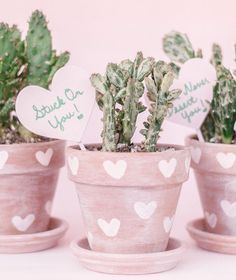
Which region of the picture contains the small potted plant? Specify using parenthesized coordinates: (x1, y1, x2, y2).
(163, 31, 236, 236)
(0, 10, 69, 235)
(67, 52, 190, 254)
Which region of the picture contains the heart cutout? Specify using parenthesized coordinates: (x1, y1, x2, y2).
(158, 158, 177, 178)
(97, 218, 120, 237)
(103, 160, 127, 179)
(0, 151, 8, 170)
(167, 58, 216, 129)
(220, 200, 236, 217)
(35, 148, 53, 166)
(163, 216, 175, 233)
(205, 211, 217, 228)
(134, 201, 157, 220)
(12, 214, 35, 232)
(16, 66, 95, 142)
(216, 152, 236, 169)
(68, 156, 79, 175)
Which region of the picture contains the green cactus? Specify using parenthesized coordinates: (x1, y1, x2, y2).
(26, 10, 69, 89)
(163, 31, 202, 64)
(211, 65, 236, 144)
(141, 62, 181, 152)
(0, 10, 70, 143)
(163, 31, 236, 144)
(90, 53, 181, 152)
(0, 23, 25, 137)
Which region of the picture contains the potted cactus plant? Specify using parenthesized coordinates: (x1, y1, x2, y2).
(163, 31, 236, 236)
(0, 10, 69, 235)
(67, 52, 190, 255)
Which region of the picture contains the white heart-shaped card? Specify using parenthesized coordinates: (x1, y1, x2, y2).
(16, 66, 95, 142)
(167, 58, 216, 129)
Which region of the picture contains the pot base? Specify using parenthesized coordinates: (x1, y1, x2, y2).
(0, 217, 68, 253)
(70, 237, 186, 275)
(187, 218, 236, 255)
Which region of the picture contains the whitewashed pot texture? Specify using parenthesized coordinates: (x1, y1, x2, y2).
(186, 135, 236, 236)
(67, 144, 190, 254)
(0, 140, 65, 234)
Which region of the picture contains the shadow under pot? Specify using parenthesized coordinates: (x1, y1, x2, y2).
(186, 135, 236, 236)
(67, 144, 190, 254)
(0, 140, 65, 235)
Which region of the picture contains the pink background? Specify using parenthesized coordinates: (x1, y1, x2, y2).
(1, 0, 236, 278)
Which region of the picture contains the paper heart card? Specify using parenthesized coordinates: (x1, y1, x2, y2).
(167, 58, 216, 130)
(16, 66, 95, 142)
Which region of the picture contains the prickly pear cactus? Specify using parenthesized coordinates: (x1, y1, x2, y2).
(141, 61, 181, 152)
(26, 10, 69, 88)
(163, 31, 202, 64)
(0, 11, 70, 143)
(0, 23, 25, 137)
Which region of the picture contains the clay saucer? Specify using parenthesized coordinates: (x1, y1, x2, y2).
(187, 218, 236, 254)
(70, 237, 186, 275)
(0, 217, 68, 254)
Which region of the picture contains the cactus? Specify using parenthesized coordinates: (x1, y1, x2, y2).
(211, 65, 236, 144)
(0, 11, 70, 143)
(26, 10, 69, 89)
(163, 31, 202, 64)
(90, 53, 181, 152)
(0, 23, 25, 137)
(163, 31, 236, 144)
(141, 62, 181, 151)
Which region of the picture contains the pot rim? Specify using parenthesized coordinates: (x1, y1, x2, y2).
(0, 139, 65, 149)
(67, 143, 189, 156)
(186, 134, 236, 149)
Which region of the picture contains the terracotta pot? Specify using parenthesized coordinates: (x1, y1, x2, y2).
(186, 135, 236, 236)
(67, 144, 190, 254)
(0, 140, 65, 234)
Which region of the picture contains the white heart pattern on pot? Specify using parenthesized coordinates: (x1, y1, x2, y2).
(163, 216, 175, 233)
(205, 211, 217, 228)
(216, 152, 236, 169)
(35, 148, 53, 167)
(45, 200, 52, 215)
(134, 201, 157, 220)
(15, 66, 95, 142)
(103, 160, 127, 179)
(0, 151, 8, 170)
(158, 158, 177, 178)
(166, 58, 216, 129)
(190, 147, 202, 164)
(68, 156, 79, 175)
(11, 214, 35, 232)
(97, 218, 120, 237)
(220, 200, 236, 218)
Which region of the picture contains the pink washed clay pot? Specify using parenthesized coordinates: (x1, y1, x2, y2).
(67, 144, 190, 254)
(186, 135, 236, 236)
(0, 140, 65, 235)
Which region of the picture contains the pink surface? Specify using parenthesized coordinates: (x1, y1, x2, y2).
(0, 0, 235, 278)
